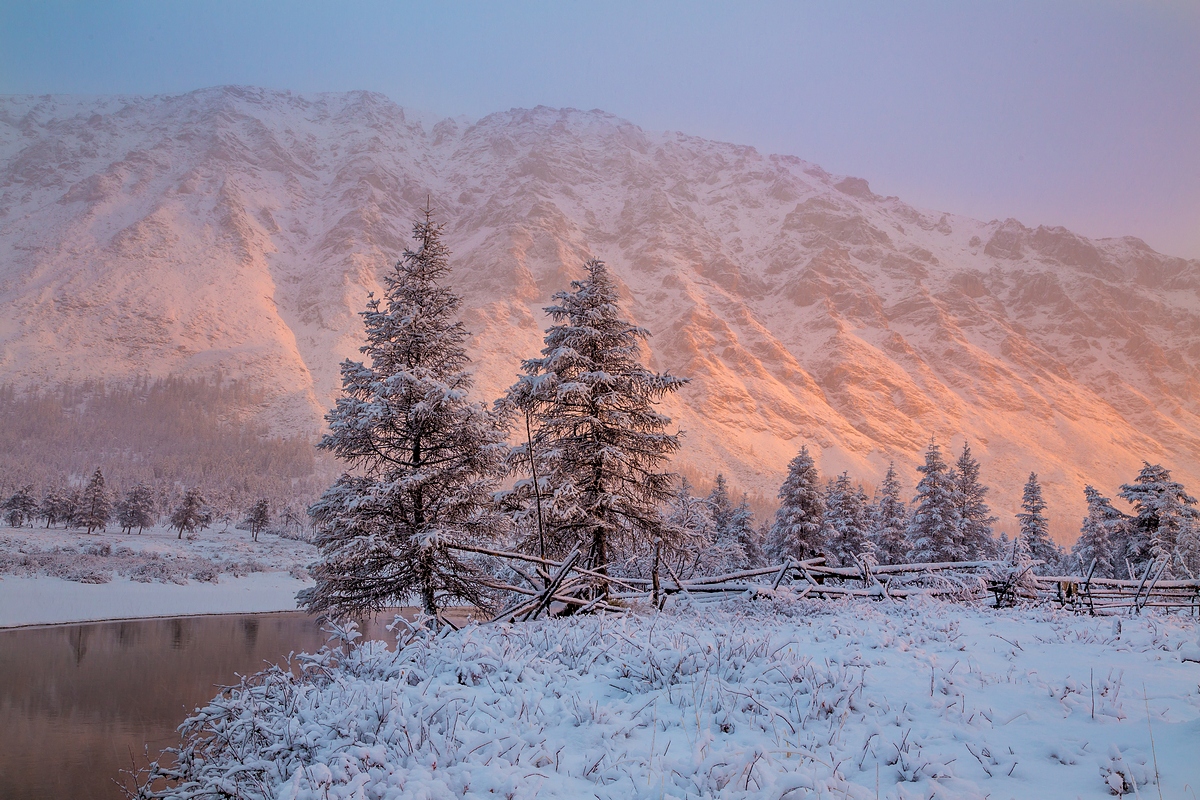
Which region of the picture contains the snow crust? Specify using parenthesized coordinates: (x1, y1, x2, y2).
(145, 598, 1200, 798)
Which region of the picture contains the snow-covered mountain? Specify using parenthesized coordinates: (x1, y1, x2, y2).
(2, 86, 1198, 539)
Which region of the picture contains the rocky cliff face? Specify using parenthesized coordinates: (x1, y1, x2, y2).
(3, 86, 1198, 539)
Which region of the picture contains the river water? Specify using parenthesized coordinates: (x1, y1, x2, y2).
(0, 612, 399, 800)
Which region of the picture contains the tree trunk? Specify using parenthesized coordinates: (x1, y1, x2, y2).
(651, 538, 662, 607)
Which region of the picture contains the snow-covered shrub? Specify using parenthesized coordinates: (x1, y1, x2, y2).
(132, 600, 1200, 800)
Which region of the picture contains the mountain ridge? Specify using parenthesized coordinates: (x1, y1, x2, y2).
(2, 85, 1198, 541)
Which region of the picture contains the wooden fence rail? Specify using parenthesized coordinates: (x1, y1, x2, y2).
(442, 543, 1200, 619)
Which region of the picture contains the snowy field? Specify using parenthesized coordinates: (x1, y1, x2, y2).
(143, 597, 1200, 799)
(0, 524, 315, 627)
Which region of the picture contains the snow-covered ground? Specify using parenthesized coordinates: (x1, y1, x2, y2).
(142, 596, 1200, 799)
(0, 524, 315, 627)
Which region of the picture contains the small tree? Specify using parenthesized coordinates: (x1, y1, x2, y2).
(869, 463, 910, 564)
(40, 488, 67, 528)
(79, 468, 112, 534)
(822, 473, 870, 567)
(303, 212, 508, 618)
(704, 475, 754, 571)
(729, 495, 762, 567)
(60, 489, 83, 529)
(707, 475, 734, 538)
(660, 479, 718, 579)
(171, 488, 207, 539)
(766, 446, 826, 562)
(3, 485, 37, 527)
(953, 443, 998, 559)
(245, 498, 270, 542)
(1016, 472, 1062, 574)
(501, 258, 687, 593)
(906, 440, 960, 562)
(116, 483, 156, 534)
(1071, 485, 1125, 578)
(1117, 462, 1200, 577)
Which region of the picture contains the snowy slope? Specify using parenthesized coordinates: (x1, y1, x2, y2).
(2, 86, 1199, 539)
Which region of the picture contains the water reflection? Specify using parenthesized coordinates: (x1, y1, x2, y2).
(0, 612, 399, 800)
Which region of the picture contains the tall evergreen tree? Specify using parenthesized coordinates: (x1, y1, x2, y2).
(501, 258, 686, 590)
(907, 440, 961, 562)
(1117, 462, 1200, 578)
(171, 487, 207, 539)
(869, 463, 910, 564)
(1071, 485, 1125, 578)
(79, 468, 112, 534)
(1016, 472, 1062, 573)
(952, 443, 998, 558)
(766, 446, 826, 562)
(116, 483, 156, 534)
(302, 212, 508, 618)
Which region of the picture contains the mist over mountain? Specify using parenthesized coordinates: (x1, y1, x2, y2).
(2, 86, 1197, 540)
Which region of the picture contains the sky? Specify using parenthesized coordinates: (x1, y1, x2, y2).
(2, 1, 1198, 259)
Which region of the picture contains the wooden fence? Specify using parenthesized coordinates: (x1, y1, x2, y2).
(443, 543, 1200, 620)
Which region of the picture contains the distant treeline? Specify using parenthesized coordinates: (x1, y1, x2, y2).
(0, 378, 329, 521)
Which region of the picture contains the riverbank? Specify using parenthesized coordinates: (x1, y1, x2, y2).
(0, 572, 313, 627)
(0, 524, 316, 627)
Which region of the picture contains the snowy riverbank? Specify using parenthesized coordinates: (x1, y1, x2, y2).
(0, 524, 315, 627)
(0, 572, 312, 628)
(136, 597, 1200, 799)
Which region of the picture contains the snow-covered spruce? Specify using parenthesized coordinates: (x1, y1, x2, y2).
(498, 258, 686, 585)
(134, 599, 1200, 800)
(303, 212, 507, 618)
(766, 445, 826, 563)
(1016, 472, 1065, 575)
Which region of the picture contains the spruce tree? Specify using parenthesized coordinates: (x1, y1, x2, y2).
(822, 473, 870, 567)
(501, 258, 686, 590)
(729, 495, 762, 567)
(704, 475, 753, 570)
(707, 475, 734, 538)
(3, 485, 36, 527)
(245, 498, 270, 542)
(171, 487, 207, 539)
(79, 469, 112, 534)
(766, 446, 826, 562)
(40, 488, 67, 528)
(1117, 462, 1200, 577)
(953, 443, 998, 558)
(1016, 472, 1062, 573)
(906, 440, 961, 562)
(116, 483, 156, 534)
(662, 479, 717, 578)
(869, 463, 910, 564)
(1071, 485, 1125, 578)
(303, 212, 508, 618)
(60, 489, 83, 529)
